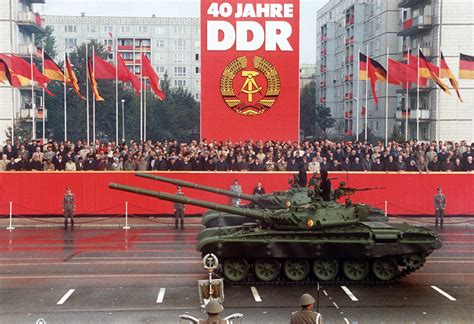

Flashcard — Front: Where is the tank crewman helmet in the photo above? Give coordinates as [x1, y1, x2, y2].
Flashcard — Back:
[205, 299, 224, 314]
[299, 293, 316, 306]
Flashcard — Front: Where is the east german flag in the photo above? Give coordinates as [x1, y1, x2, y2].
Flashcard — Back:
[459, 53, 474, 79]
[43, 51, 65, 81]
[419, 50, 450, 94]
[440, 52, 462, 102]
[359, 52, 368, 80]
[65, 54, 85, 100]
[359, 53, 387, 82]
[87, 58, 104, 101]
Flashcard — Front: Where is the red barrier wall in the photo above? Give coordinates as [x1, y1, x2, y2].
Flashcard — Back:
[0, 172, 472, 216]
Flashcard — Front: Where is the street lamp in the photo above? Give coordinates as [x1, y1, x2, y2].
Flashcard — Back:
[121, 99, 125, 142]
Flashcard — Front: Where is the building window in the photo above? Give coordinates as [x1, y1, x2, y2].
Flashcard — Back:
[195, 53, 200, 61]
[173, 26, 187, 34]
[195, 67, 200, 74]
[156, 39, 165, 48]
[157, 53, 166, 62]
[155, 26, 165, 34]
[173, 53, 185, 63]
[64, 25, 77, 33]
[65, 38, 77, 48]
[174, 39, 186, 51]
[156, 66, 165, 74]
[121, 26, 131, 33]
[195, 93, 200, 100]
[139, 26, 148, 33]
[195, 79, 201, 87]
[104, 26, 113, 33]
[174, 66, 187, 77]
[104, 39, 113, 46]
[194, 41, 201, 49]
[173, 79, 187, 88]
[87, 25, 96, 33]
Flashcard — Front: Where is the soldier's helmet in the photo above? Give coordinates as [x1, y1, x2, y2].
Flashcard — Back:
[205, 299, 223, 314]
[299, 293, 315, 306]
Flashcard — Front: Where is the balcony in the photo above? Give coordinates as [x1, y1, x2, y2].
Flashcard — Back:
[395, 109, 430, 120]
[320, 97, 326, 104]
[320, 35, 327, 42]
[17, 44, 35, 57]
[398, 16, 433, 36]
[320, 49, 327, 56]
[320, 65, 327, 73]
[344, 74, 354, 82]
[118, 45, 133, 50]
[345, 16, 355, 27]
[320, 81, 326, 88]
[344, 93, 354, 100]
[19, 107, 47, 120]
[345, 54, 354, 63]
[21, 0, 46, 3]
[17, 11, 44, 34]
[398, 0, 427, 8]
[345, 36, 354, 46]
[402, 46, 432, 58]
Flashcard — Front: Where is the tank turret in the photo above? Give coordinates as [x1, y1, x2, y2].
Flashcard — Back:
[109, 183, 359, 230]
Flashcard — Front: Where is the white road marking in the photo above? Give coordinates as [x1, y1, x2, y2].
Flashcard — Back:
[344, 318, 350, 324]
[250, 286, 262, 302]
[156, 288, 166, 303]
[323, 290, 328, 296]
[341, 286, 358, 301]
[431, 286, 456, 301]
[57, 289, 75, 305]
[332, 301, 339, 309]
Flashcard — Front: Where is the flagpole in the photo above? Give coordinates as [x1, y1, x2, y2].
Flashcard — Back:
[385, 47, 389, 146]
[31, 33, 36, 140]
[144, 77, 147, 141]
[356, 48, 360, 141]
[86, 42, 90, 145]
[140, 42, 143, 142]
[405, 49, 410, 141]
[92, 46, 96, 142]
[41, 46, 45, 143]
[115, 36, 119, 145]
[64, 46, 67, 142]
[9, 0, 14, 141]
[416, 47, 420, 140]
[365, 45, 369, 141]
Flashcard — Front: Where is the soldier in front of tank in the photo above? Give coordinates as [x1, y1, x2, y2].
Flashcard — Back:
[290, 293, 322, 324]
[199, 299, 227, 324]
[229, 179, 242, 206]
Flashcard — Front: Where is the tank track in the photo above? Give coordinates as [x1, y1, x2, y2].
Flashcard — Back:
[219, 254, 427, 286]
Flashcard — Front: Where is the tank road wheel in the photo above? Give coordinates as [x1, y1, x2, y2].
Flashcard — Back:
[372, 258, 398, 281]
[223, 259, 249, 282]
[254, 259, 281, 281]
[342, 259, 369, 281]
[283, 259, 310, 281]
[313, 259, 339, 281]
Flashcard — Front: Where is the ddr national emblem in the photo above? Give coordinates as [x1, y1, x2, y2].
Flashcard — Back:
[220, 56, 281, 116]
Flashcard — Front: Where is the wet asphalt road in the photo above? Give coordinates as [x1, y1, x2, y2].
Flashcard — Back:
[1, 225, 474, 324]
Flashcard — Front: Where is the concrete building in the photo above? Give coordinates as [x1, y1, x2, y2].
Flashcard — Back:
[0, 0, 46, 143]
[397, 0, 474, 142]
[317, 0, 400, 140]
[44, 14, 201, 100]
[299, 64, 317, 90]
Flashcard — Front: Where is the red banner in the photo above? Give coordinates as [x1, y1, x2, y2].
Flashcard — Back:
[200, 0, 300, 141]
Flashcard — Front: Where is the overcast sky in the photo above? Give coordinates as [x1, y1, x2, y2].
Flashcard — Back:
[35, 0, 328, 64]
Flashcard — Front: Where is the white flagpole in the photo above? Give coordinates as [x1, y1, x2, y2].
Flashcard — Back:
[356, 48, 360, 141]
[365, 45, 369, 141]
[416, 47, 420, 140]
[41, 46, 45, 143]
[144, 77, 147, 141]
[86, 42, 90, 145]
[140, 43, 143, 142]
[405, 49, 409, 141]
[31, 33, 36, 140]
[115, 37, 119, 145]
[92, 46, 96, 142]
[385, 47, 389, 146]
[64, 46, 67, 142]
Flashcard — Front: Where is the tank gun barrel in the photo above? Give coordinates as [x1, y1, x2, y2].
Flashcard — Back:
[109, 183, 266, 221]
[136, 173, 257, 202]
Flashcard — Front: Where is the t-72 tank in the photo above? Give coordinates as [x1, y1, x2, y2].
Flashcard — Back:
[135, 173, 387, 227]
[109, 182, 442, 284]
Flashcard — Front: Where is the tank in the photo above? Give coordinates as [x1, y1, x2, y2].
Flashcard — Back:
[135, 173, 387, 227]
[109, 182, 442, 284]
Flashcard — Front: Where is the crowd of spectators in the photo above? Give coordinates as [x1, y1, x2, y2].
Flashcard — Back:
[1, 138, 474, 172]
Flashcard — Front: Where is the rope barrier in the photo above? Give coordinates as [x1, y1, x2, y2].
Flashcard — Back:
[128, 214, 172, 225]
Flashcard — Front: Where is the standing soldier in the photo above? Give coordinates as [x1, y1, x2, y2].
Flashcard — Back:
[174, 186, 185, 229]
[290, 293, 322, 324]
[229, 179, 242, 207]
[63, 187, 75, 230]
[434, 187, 446, 228]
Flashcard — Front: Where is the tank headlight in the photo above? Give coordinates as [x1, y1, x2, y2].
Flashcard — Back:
[285, 201, 291, 208]
[306, 218, 314, 228]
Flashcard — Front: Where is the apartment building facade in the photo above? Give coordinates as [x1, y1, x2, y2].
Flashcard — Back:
[0, 0, 46, 143]
[44, 14, 201, 100]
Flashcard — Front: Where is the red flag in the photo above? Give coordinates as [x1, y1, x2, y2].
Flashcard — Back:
[367, 53, 379, 105]
[93, 54, 115, 79]
[141, 53, 165, 100]
[117, 53, 140, 95]
[65, 54, 85, 100]
[0, 58, 20, 86]
[440, 52, 462, 102]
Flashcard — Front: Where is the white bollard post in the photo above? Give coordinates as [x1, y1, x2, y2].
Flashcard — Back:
[6, 201, 14, 230]
[384, 201, 388, 218]
[123, 201, 130, 229]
